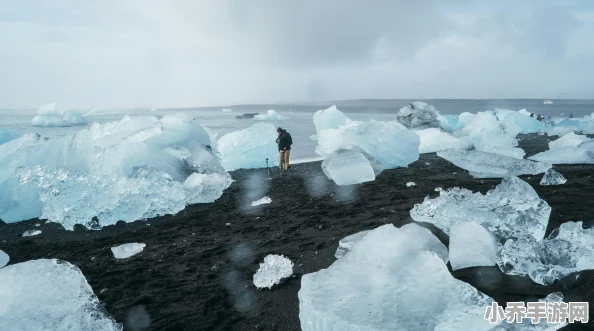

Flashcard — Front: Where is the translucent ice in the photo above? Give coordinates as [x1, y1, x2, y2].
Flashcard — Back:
[529, 147, 594, 164]
[457, 112, 524, 158]
[334, 230, 371, 259]
[299, 224, 494, 331]
[253, 254, 294, 289]
[32, 103, 88, 127]
[316, 120, 420, 169]
[437, 149, 551, 178]
[23, 229, 42, 237]
[416, 128, 472, 153]
[410, 177, 551, 242]
[0, 128, 20, 145]
[498, 222, 594, 285]
[321, 149, 377, 185]
[183, 172, 233, 204]
[251, 196, 272, 206]
[111, 243, 146, 259]
[253, 109, 287, 121]
[540, 169, 567, 186]
[449, 222, 497, 270]
[312, 105, 350, 133]
[495, 109, 544, 134]
[490, 292, 566, 330]
[0, 259, 122, 330]
[216, 122, 279, 171]
[0, 250, 8, 268]
[395, 102, 442, 129]
[549, 132, 591, 150]
[438, 114, 464, 133]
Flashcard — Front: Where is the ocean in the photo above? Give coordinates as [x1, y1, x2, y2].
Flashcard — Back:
[1, 99, 593, 160]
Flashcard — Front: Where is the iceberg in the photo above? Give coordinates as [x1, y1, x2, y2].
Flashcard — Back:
[395, 102, 442, 129]
[410, 177, 551, 242]
[183, 172, 233, 204]
[549, 132, 591, 150]
[498, 222, 594, 285]
[316, 120, 420, 169]
[449, 222, 497, 270]
[495, 108, 544, 134]
[111, 243, 146, 259]
[253, 109, 287, 121]
[416, 128, 472, 153]
[321, 149, 379, 185]
[0, 250, 8, 268]
[457, 112, 524, 158]
[253, 254, 294, 289]
[216, 122, 279, 171]
[540, 169, 567, 186]
[312, 105, 350, 133]
[31, 103, 88, 127]
[0, 259, 122, 330]
[0, 128, 20, 145]
[334, 230, 371, 259]
[437, 149, 551, 178]
[299, 224, 494, 331]
[251, 196, 272, 206]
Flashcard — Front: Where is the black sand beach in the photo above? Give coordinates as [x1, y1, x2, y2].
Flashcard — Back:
[1, 134, 594, 331]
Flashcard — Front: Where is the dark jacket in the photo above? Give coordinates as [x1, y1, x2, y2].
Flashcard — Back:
[276, 131, 292, 151]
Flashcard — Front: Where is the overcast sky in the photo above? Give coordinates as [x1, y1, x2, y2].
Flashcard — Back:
[1, 0, 593, 108]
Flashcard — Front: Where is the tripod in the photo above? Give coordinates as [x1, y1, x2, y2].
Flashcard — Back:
[266, 158, 272, 176]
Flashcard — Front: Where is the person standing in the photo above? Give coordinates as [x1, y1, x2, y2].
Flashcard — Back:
[276, 127, 292, 170]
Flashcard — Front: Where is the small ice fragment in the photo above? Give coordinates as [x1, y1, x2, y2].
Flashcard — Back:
[221, 108, 233, 113]
[406, 182, 416, 187]
[253, 109, 287, 121]
[226, 223, 231, 226]
[435, 187, 442, 192]
[540, 168, 567, 186]
[253, 254, 293, 289]
[0, 250, 9, 268]
[251, 196, 272, 206]
[22, 230, 41, 237]
[111, 243, 146, 259]
[449, 222, 497, 270]
[35, 223, 41, 227]
[322, 149, 377, 185]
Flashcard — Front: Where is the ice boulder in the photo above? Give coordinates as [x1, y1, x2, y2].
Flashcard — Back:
[416, 128, 472, 153]
[540, 169, 567, 186]
[32, 103, 88, 127]
[183, 172, 233, 204]
[498, 222, 594, 285]
[0, 128, 20, 145]
[549, 132, 591, 150]
[438, 114, 464, 133]
[0, 250, 8, 268]
[334, 230, 371, 259]
[395, 102, 441, 129]
[410, 177, 551, 242]
[437, 149, 551, 178]
[299, 224, 495, 331]
[489, 292, 566, 330]
[457, 112, 523, 158]
[449, 222, 497, 270]
[312, 105, 350, 133]
[316, 120, 420, 169]
[495, 108, 544, 133]
[251, 196, 272, 206]
[253, 254, 294, 289]
[111, 243, 146, 259]
[0, 259, 122, 330]
[529, 147, 594, 164]
[216, 122, 279, 171]
[321, 149, 381, 185]
[253, 109, 287, 121]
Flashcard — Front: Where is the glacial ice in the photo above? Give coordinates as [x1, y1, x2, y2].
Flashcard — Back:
[334, 230, 371, 259]
[437, 149, 551, 178]
[449, 222, 497, 270]
[0, 259, 122, 331]
[416, 128, 472, 153]
[457, 112, 524, 158]
[23, 229, 42, 237]
[540, 169, 567, 186]
[0, 128, 20, 145]
[183, 172, 233, 204]
[529, 147, 594, 164]
[498, 222, 594, 285]
[490, 292, 566, 330]
[111, 243, 146, 259]
[253, 254, 294, 289]
[32, 103, 88, 127]
[299, 224, 494, 331]
[216, 122, 279, 171]
[549, 132, 591, 150]
[438, 114, 464, 133]
[0, 250, 8, 268]
[410, 177, 551, 242]
[251, 196, 272, 206]
[395, 102, 442, 129]
[312, 105, 350, 133]
[321, 149, 378, 185]
[253, 109, 287, 121]
[316, 120, 420, 169]
[495, 108, 544, 134]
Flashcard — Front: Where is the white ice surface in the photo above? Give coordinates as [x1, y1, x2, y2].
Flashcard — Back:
[253, 254, 294, 289]
[111, 243, 146, 259]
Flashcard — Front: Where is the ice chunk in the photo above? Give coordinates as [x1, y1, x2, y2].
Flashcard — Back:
[449, 222, 497, 270]
[299, 224, 494, 331]
[216, 122, 279, 171]
[395, 102, 442, 129]
[334, 230, 371, 259]
[321, 149, 377, 185]
[437, 149, 551, 178]
[490, 292, 566, 330]
[0, 259, 122, 330]
[312, 105, 350, 133]
[23, 229, 42, 237]
[0, 128, 20, 145]
[549, 132, 591, 150]
[253, 254, 293, 289]
[0, 250, 8, 268]
[251, 196, 272, 206]
[495, 109, 544, 134]
[406, 181, 416, 187]
[253, 109, 287, 121]
[438, 114, 464, 133]
[316, 120, 420, 169]
[410, 177, 551, 242]
[457, 112, 523, 158]
[540, 169, 567, 186]
[221, 108, 233, 112]
[529, 147, 594, 164]
[111, 243, 146, 259]
[498, 222, 594, 285]
[32, 103, 88, 127]
[416, 128, 472, 153]
[17, 166, 186, 230]
[183, 172, 233, 204]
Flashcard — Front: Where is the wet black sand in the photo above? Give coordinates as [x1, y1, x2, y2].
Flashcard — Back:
[1, 134, 594, 331]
